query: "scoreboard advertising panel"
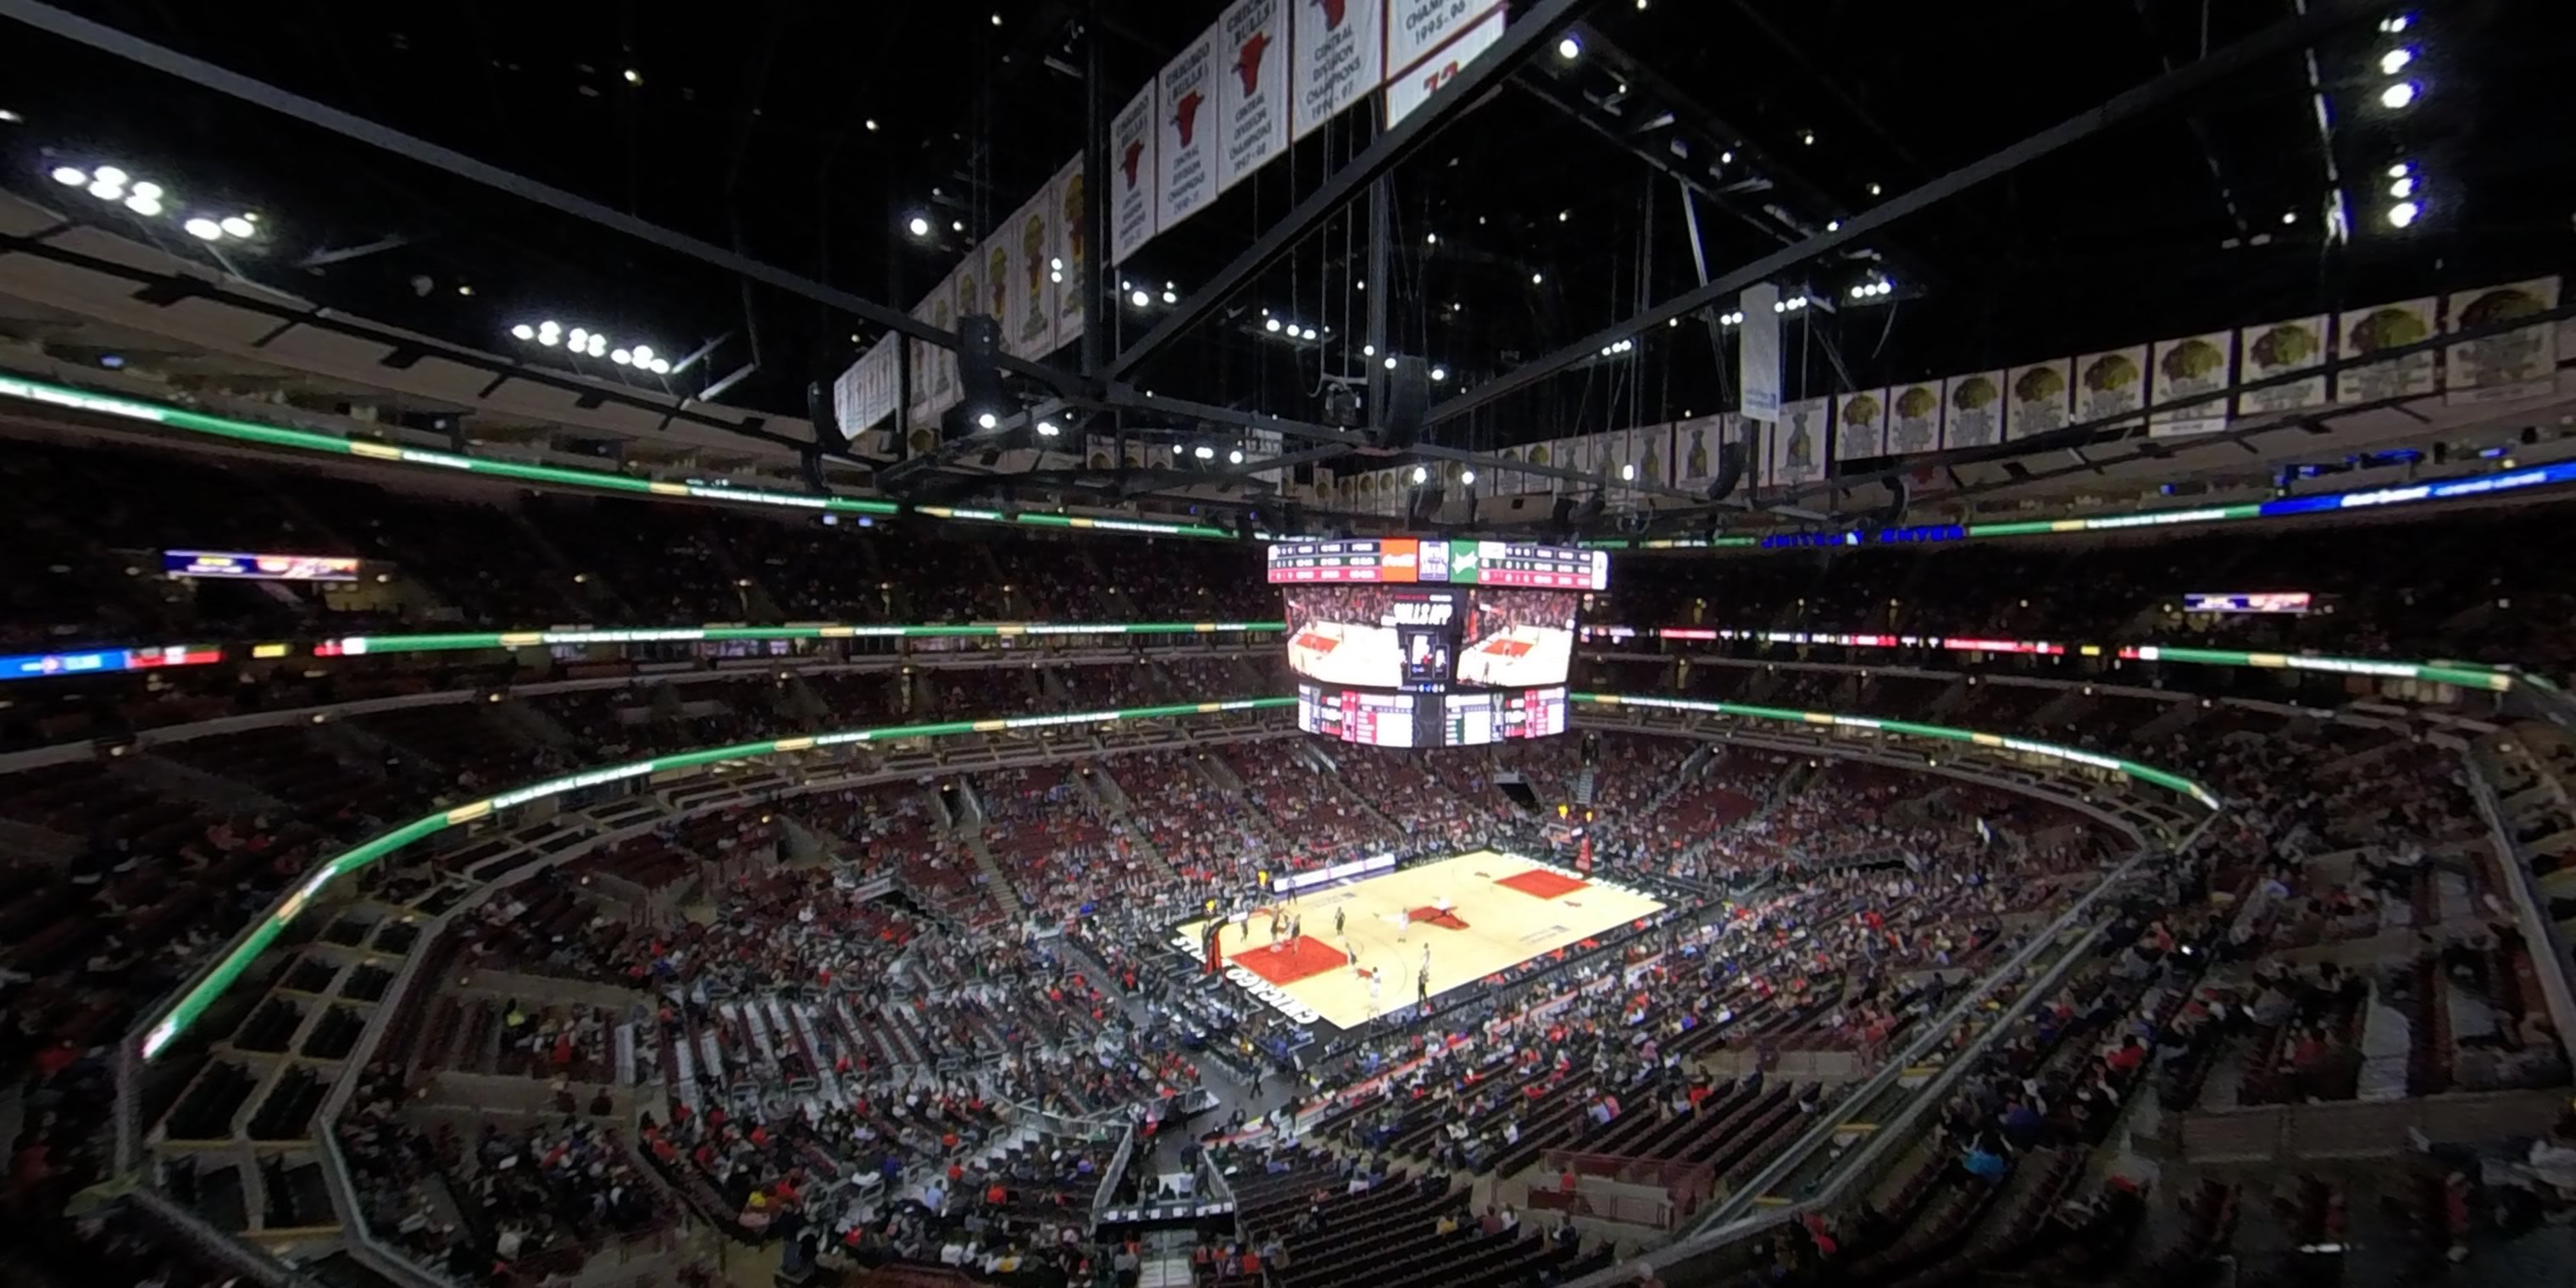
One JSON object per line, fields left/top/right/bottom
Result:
{"left": 1266, "top": 538, "right": 1609, "bottom": 591}
{"left": 1297, "top": 683, "right": 1567, "bottom": 748}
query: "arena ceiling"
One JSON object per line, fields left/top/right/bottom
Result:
{"left": 1, "top": 0, "right": 2571, "bottom": 530}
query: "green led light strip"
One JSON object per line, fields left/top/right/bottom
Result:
{"left": 1586, "top": 626, "right": 2521, "bottom": 693}
{"left": 324, "top": 620, "right": 1287, "bottom": 657}
{"left": 138, "top": 696, "right": 1295, "bottom": 1060}
{"left": 1569, "top": 691, "right": 2221, "bottom": 811}
{"left": 136, "top": 690, "right": 2216, "bottom": 1061}
{"left": 0, "top": 374, "right": 1236, "bottom": 539}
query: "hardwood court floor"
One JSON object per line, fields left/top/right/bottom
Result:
{"left": 1177, "top": 851, "right": 1666, "bottom": 1030}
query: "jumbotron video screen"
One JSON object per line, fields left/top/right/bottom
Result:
{"left": 1270, "top": 538, "right": 1597, "bottom": 748}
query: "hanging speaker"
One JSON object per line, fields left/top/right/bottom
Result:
{"left": 1376, "top": 357, "right": 1429, "bottom": 450}
{"left": 957, "top": 314, "right": 1004, "bottom": 417}
{"left": 1707, "top": 440, "right": 1748, "bottom": 502}
{"left": 805, "top": 380, "right": 849, "bottom": 452}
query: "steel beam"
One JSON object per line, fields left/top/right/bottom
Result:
{"left": 1425, "top": 0, "right": 2391, "bottom": 427}
{"left": 0, "top": 0, "right": 1084, "bottom": 396}
{"left": 1108, "top": 0, "right": 1596, "bottom": 381}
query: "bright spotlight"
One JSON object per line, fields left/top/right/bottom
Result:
{"left": 2390, "top": 175, "right": 2415, "bottom": 198}
{"left": 630, "top": 345, "right": 654, "bottom": 364}
{"left": 1620, "top": 463, "right": 1637, "bottom": 480}
{"left": 1161, "top": 289, "right": 1178, "bottom": 304}
{"left": 976, "top": 412, "right": 1000, "bottom": 430}
{"left": 612, "top": 349, "right": 633, "bottom": 365}
{"left": 1194, "top": 445, "right": 1216, "bottom": 460}
{"left": 1036, "top": 420, "right": 1062, "bottom": 437}
{"left": 907, "top": 215, "right": 930, "bottom": 237}
{"left": 1459, "top": 469, "right": 1476, "bottom": 485}
{"left": 1410, "top": 465, "right": 1429, "bottom": 484}
{"left": 2379, "top": 47, "right": 2414, "bottom": 75}
{"left": 124, "top": 194, "right": 163, "bottom": 217}
{"left": 1530, "top": 272, "right": 1545, "bottom": 285}
{"left": 538, "top": 319, "right": 560, "bottom": 334}
{"left": 1227, "top": 448, "right": 1244, "bottom": 464}
{"left": 1266, "top": 318, "right": 1283, "bottom": 332}
{"left": 1130, "top": 289, "right": 1151, "bottom": 307}
{"left": 1049, "top": 257, "right": 1063, "bottom": 270}
{"left": 1557, "top": 35, "right": 1581, "bottom": 59}
{"left": 50, "top": 165, "right": 85, "bottom": 186}
{"left": 219, "top": 215, "right": 256, "bottom": 238}
{"left": 2386, "top": 200, "right": 2419, "bottom": 228}
{"left": 1430, "top": 366, "right": 1447, "bottom": 382}
{"left": 2379, "top": 81, "right": 2418, "bottom": 109}
{"left": 538, "top": 331, "right": 561, "bottom": 347}
{"left": 647, "top": 358, "right": 671, "bottom": 375}
{"left": 569, "top": 328, "right": 589, "bottom": 345}
{"left": 92, "top": 165, "right": 127, "bottom": 186}
{"left": 1363, "top": 344, "right": 1376, "bottom": 357}
{"left": 1384, "top": 356, "right": 1397, "bottom": 370}
{"left": 186, "top": 218, "right": 224, "bottom": 241}
{"left": 1300, "top": 327, "right": 1319, "bottom": 341}
{"left": 130, "top": 181, "right": 163, "bottom": 201}
{"left": 2387, "top": 161, "right": 2412, "bottom": 179}
{"left": 87, "top": 179, "right": 122, "bottom": 201}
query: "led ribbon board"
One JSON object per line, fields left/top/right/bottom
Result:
{"left": 1577, "top": 625, "right": 2518, "bottom": 692}
{"left": 1569, "top": 691, "right": 2221, "bottom": 810}
{"left": 0, "top": 375, "right": 1230, "bottom": 538}
{"left": 1581, "top": 461, "right": 2576, "bottom": 552}
{"left": 315, "top": 620, "right": 1287, "bottom": 657}
{"left": 137, "top": 696, "right": 1294, "bottom": 1060}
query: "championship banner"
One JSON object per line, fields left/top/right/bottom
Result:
{"left": 1156, "top": 29, "right": 1223, "bottom": 235}
{"left": 2335, "top": 297, "right": 2437, "bottom": 403}
{"left": 1673, "top": 414, "right": 1724, "bottom": 488}
{"left": 1887, "top": 380, "right": 1940, "bottom": 455}
{"left": 2148, "top": 331, "right": 2235, "bottom": 437}
{"left": 1388, "top": 0, "right": 1506, "bottom": 86}
{"left": 1217, "top": 0, "right": 1289, "bottom": 194}
{"left": 1835, "top": 389, "right": 1887, "bottom": 460}
{"left": 1049, "top": 158, "right": 1087, "bottom": 346}
{"left": 1111, "top": 86, "right": 1159, "bottom": 264}
{"left": 838, "top": 335, "right": 902, "bottom": 436}
{"left": 2235, "top": 317, "right": 2329, "bottom": 417}
{"left": 1768, "top": 398, "right": 1830, "bottom": 489}
{"left": 1941, "top": 372, "right": 2006, "bottom": 449}
{"left": 2003, "top": 359, "right": 2072, "bottom": 441}
{"left": 2074, "top": 345, "right": 2149, "bottom": 431}
{"left": 1385, "top": 3, "right": 1504, "bottom": 126}
{"left": 2445, "top": 277, "right": 2559, "bottom": 406}
{"left": 1004, "top": 192, "right": 1056, "bottom": 360}
{"left": 1630, "top": 422, "right": 1674, "bottom": 488}
{"left": 1740, "top": 283, "right": 1782, "bottom": 423}
{"left": 1292, "top": 0, "right": 1386, "bottom": 140}
{"left": 1523, "top": 439, "right": 1561, "bottom": 494}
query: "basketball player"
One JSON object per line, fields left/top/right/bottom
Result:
{"left": 1368, "top": 970, "right": 1383, "bottom": 1019}
{"left": 1334, "top": 906, "right": 1346, "bottom": 937}
{"left": 1417, "top": 966, "right": 1430, "bottom": 1008}
{"left": 1397, "top": 908, "right": 1411, "bottom": 943}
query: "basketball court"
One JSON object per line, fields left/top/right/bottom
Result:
{"left": 1175, "top": 851, "right": 1666, "bottom": 1029}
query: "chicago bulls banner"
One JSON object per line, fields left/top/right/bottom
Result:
{"left": 1002, "top": 191, "right": 1055, "bottom": 360}
{"left": 1292, "top": 0, "right": 1385, "bottom": 141}
{"left": 1218, "top": 0, "right": 1290, "bottom": 193}
{"left": 1155, "top": 29, "right": 1222, "bottom": 234}
{"left": 1110, "top": 86, "right": 1158, "bottom": 264}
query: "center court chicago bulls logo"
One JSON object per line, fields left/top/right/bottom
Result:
{"left": 1234, "top": 30, "right": 1271, "bottom": 96}
{"left": 1171, "top": 90, "right": 1207, "bottom": 147}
